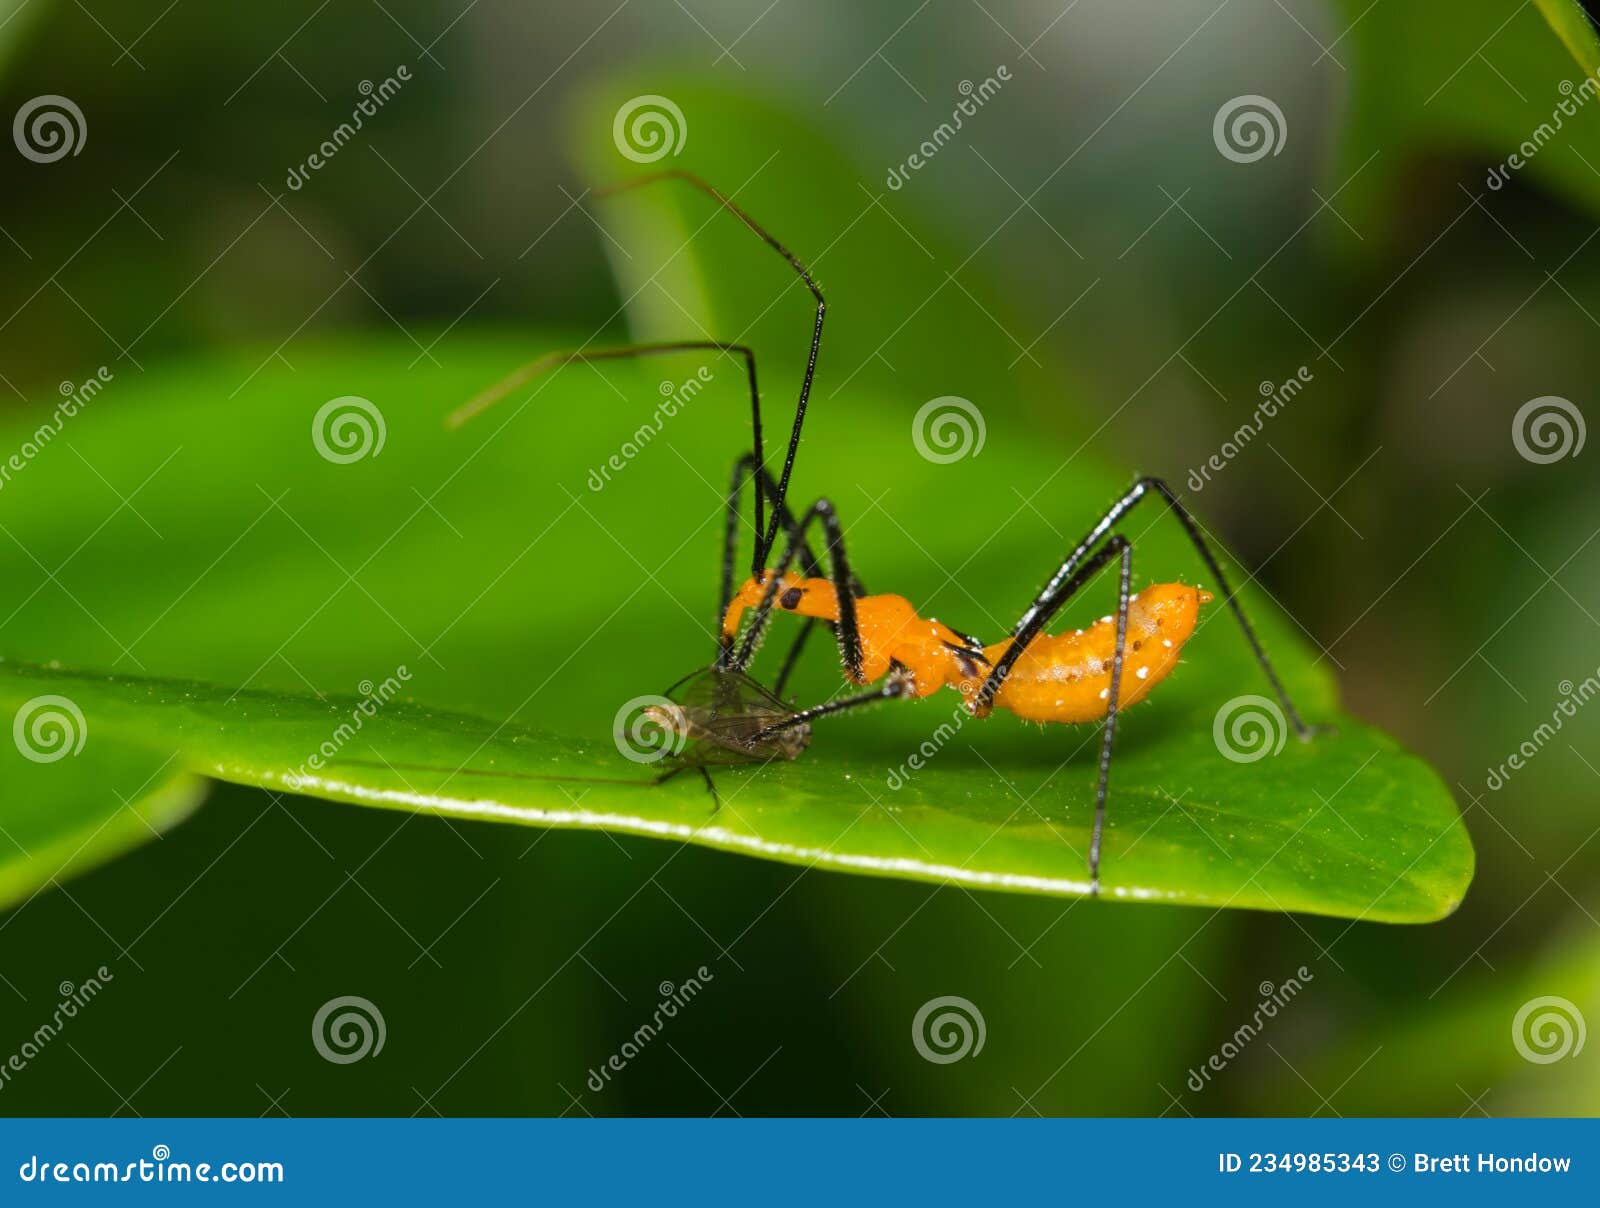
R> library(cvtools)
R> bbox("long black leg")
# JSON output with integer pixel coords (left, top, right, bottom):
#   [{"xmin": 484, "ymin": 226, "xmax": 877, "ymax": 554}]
[
  {"xmin": 733, "ymin": 498, "xmax": 863, "ymax": 682},
  {"xmin": 752, "ymin": 671, "xmax": 915, "ymax": 740},
  {"xmin": 600, "ymin": 171, "xmax": 826, "ymax": 569},
  {"xmin": 975, "ymin": 535, "xmax": 1130, "ymax": 711},
  {"xmin": 969, "ymin": 532, "xmax": 1132, "ymax": 892},
  {"xmin": 1090, "ymin": 536, "xmax": 1134, "ymax": 894},
  {"xmin": 451, "ymin": 341, "xmax": 769, "ymax": 551},
  {"xmin": 974, "ymin": 476, "xmax": 1312, "ymax": 737},
  {"xmin": 718, "ymin": 454, "xmax": 833, "ymax": 666},
  {"xmin": 773, "ymin": 618, "xmax": 820, "ymax": 697}
]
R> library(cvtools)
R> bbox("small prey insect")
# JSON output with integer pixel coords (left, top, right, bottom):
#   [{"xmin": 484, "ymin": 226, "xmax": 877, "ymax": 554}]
[
  {"xmin": 645, "ymin": 665, "xmax": 811, "ymax": 803},
  {"xmin": 454, "ymin": 171, "xmax": 1319, "ymax": 892}
]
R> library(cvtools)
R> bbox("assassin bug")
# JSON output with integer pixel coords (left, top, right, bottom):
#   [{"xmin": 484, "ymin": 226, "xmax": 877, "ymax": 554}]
[{"xmin": 454, "ymin": 171, "xmax": 1318, "ymax": 891}]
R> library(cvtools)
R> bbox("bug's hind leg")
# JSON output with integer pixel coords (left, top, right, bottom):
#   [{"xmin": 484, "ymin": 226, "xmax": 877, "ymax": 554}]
[
  {"xmin": 980, "ymin": 476, "xmax": 1315, "ymax": 739},
  {"xmin": 972, "ymin": 533, "xmax": 1133, "ymax": 892},
  {"xmin": 1089, "ymin": 536, "xmax": 1135, "ymax": 894}
]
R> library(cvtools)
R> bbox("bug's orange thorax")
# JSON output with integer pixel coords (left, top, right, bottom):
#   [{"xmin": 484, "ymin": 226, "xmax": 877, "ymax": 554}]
[{"xmin": 722, "ymin": 573, "xmax": 972, "ymax": 696}]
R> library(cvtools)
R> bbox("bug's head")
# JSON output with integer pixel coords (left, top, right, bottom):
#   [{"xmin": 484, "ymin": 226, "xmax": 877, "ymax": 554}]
[{"xmin": 653, "ymin": 665, "xmax": 810, "ymax": 765}]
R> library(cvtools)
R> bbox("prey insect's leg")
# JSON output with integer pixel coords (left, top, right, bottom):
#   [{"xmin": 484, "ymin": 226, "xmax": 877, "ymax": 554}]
[
  {"xmin": 977, "ymin": 477, "xmax": 1312, "ymax": 736},
  {"xmin": 752, "ymin": 670, "xmax": 915, "ymax": 740},
  {"xmin": 734, "ymin": 498, "xmax": 864, "ymax": 683},
  {"xmin": 600, "ymin": 170, "xmax": 827, "ymax": 567},
  {"xmin": 698, "ymin": 766, "xmax": 721, "ymax": 812}
]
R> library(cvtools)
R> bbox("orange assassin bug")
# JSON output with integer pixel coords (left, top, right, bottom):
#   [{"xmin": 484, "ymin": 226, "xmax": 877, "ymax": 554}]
[{"xmin": 453, "ymin": 172, "xmax": 1317, "ymax": 891}]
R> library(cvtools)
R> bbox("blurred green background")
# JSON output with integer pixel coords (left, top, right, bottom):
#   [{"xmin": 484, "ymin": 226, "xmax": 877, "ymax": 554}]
[{"xmin": 1, "ymin": 0, "xmax": 1597, "ymax": 1115}]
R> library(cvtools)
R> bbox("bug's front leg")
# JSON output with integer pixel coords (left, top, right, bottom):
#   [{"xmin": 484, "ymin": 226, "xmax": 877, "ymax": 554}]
[
  {"xmin": 750, "ymin": 665, "xmax": 916, "ymax": 741},
  {"xmin": 729, "ymin": 497, "xmax": 866, "ymax": 685}
]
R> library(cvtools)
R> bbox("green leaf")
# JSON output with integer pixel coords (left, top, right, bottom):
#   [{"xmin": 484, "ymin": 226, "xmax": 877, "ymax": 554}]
[
  {"xmin": 1275, "ymin": 927, "xmax": 1600, "ymax": 1114},
  {"xmin": 0, "ymin": 693, "xmax": 206, "ymax": 907},
  {"xmin": 1535, "ymin": 0, "xmax": 1600, "ymax": 76},
  {"xmin": 0, "ymin": 81, "xmax": 1470, "ymax": 922},
  {"xmin": 0, "ymin": 537, "xmax": 1469, "ymax": 923},
  {"xmin": 1337, "ymin": 0, "xmax": 1600, "ymax": 226}
]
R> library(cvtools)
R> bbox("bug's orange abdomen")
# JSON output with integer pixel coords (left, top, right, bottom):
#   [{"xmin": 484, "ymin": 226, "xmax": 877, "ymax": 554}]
[
  {"xmin": 725, "ymin": 572, "xmax": 1211, "ymax": 722},
  {"xmin": 961, "ymin": 584, "xmax": 1211, "ymax": 723}
]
